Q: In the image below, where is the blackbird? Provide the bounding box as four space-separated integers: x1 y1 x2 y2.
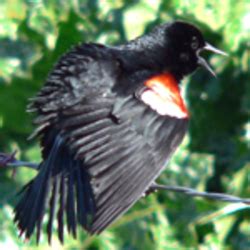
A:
14 21 227 243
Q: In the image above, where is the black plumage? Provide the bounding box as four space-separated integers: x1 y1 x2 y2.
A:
14 21 226 243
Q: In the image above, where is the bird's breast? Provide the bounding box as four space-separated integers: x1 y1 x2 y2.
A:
140 73 188 118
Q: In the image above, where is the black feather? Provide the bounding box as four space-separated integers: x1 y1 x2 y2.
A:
47 177 60 244
57 176 65 243
14 133 96 242
66 164 77 238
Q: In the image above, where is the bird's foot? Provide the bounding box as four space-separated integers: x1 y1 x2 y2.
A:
0 150 17 167
0 151 18 177
143 182 159 197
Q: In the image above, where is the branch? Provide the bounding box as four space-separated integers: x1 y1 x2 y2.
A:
149 184 250 205
1 151 249 205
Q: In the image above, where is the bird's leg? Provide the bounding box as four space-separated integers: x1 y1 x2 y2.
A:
143 182 159 197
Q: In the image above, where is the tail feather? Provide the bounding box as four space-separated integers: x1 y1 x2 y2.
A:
35 173 52 242
75 167 86 227
15 136 61 241
47 177 60 244
57 177 66 243
15 168 51 240
66 164 77 238
14 134 95 243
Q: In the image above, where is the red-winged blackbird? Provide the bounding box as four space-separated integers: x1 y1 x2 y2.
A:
14 21 227 243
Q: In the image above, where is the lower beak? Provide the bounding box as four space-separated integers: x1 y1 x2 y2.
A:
197 42 228 77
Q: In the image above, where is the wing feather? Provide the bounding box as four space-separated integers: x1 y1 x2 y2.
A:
54 95 188 234
61 108 110 128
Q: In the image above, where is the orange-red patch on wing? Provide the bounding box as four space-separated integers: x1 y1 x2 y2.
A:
141 73 188 118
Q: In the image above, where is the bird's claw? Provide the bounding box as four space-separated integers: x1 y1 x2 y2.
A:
0 151 19 178
0 151 17 167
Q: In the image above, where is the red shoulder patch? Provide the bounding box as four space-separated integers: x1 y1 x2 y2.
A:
141 73 188 118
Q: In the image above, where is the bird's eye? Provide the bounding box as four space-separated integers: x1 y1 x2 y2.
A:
191 36 199 50
180 53 190 62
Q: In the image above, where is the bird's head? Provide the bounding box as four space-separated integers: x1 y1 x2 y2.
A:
152 21 227 79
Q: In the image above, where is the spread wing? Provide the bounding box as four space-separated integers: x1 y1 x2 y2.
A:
57 94 187 234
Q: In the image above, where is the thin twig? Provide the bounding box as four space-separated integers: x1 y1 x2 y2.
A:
7 161 39 169
0 151 249 205
150 184 250 205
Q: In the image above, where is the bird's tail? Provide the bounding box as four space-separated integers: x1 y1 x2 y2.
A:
14 135 95 244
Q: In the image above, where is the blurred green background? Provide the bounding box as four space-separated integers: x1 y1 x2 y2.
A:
0 0 249 249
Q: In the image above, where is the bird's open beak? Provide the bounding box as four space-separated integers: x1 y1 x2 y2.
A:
197 42 228 77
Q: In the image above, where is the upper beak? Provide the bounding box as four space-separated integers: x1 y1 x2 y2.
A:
197 42 228 77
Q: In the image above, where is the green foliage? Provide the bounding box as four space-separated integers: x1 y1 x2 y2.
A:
0 0 249 249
